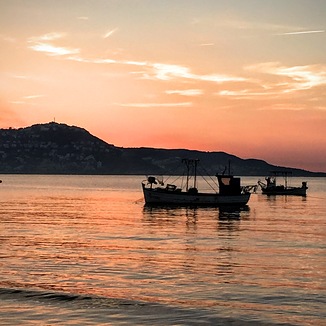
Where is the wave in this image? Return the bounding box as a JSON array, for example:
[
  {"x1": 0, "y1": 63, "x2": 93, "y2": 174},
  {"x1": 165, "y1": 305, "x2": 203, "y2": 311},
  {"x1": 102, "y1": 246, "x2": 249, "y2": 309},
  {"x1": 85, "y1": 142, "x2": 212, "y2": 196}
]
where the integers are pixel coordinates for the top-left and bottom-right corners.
[
  {"x1": 0, "y1": 287, "x2": 144, "y2": 308},
  {"x1": 0, "y1": 287, "x2": 297, "y2": 326}
]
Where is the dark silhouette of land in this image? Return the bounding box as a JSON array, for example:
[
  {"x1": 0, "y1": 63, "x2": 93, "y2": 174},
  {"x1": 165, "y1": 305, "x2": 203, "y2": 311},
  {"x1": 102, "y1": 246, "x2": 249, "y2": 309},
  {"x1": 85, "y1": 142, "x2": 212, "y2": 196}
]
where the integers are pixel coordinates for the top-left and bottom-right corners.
[{"x1": 0, "y1": 122, "x2": 324, "y2": 176}]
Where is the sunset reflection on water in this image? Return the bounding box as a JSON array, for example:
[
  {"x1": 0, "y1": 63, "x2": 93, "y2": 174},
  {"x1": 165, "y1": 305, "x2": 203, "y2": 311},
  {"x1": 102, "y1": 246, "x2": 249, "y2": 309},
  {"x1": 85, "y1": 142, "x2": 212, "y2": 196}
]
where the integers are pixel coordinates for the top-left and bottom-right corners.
[{"x1": 0, "y1": 175, "x2": 325, "y2": 325}]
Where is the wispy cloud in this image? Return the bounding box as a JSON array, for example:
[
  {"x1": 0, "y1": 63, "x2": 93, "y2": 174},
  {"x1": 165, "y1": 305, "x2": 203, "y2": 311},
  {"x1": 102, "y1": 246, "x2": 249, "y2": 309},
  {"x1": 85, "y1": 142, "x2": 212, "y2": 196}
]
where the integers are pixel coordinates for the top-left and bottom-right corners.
[
  {"x1": 68, "y1": 55, "x2": 148, "y2": 67},
  {"x1": 77, "y1": 16, "x2": 89, "y2": 20},
  {"x1": 122, "y1": 60, "x2": 148, "y2": 66},
  {"x1": 26, "y1": 31, "x2": 247, "y2": 85},
  {"x1": 246, "y1": 62, "x2": 326, "y2": 91},
  {"x1": 116, "y1": 102, "x2": 192, "y2": 108},
  {"x1": 29, "y1": 43, "x2": 80, "y2": 56},
  {"x1": 67, "y1": 54, "x2": 245, "y2": 85},
  {"x1": 218, "y1": 89, "x2": 269, "y2": 98},
  {"x1": 258, "y1": 104, "x2": 307, "y2": 111},
  {"x1": 28, "y1": 33, "x2": 79, "y2": 56},
  {"x1": 23, "y1": 95, "x2": 46, "y2": 99},
  {"x1": 218, "y1": 62, "x2": 326, "y2": 100},
  {"x1": 28, "y1": 32, "x2": 65, "y2": 42},
  {"x1": 26, "y1": 31, "x2": 259, "y2": 93},
  {"x1": 67, "y1": 56, "x2": 116, "y2": 64},
  {"x1": 277, "y1": 30, "x2": 325, "y2": 36},
  {"x1": 150, "y1": 63, "x2": 190, "y2": 81},
  {"x1": 198, "y1": 43, "x2": 215, "y2": 47},
  {"x1": 218, "y1": 17, "x2": 325, "y2": 38},
  {"x1": 12, "y1": 75, "x2": 29, "y2": 79},
  {"x1": 26, "y1": 32, "x2": 325, "y2": 97},
  {"x1": 9, "y1": 101, "x2": 25, "y2": 105},
  {"x1": 150, "y1": 63, "x2": 245, "y2": 83},
  {"x1": 166, "y1": 89, "x2": 203, "y2": 96},
  {"x1": 103, "y1": 28, "x2": 118, "y2": 39}
]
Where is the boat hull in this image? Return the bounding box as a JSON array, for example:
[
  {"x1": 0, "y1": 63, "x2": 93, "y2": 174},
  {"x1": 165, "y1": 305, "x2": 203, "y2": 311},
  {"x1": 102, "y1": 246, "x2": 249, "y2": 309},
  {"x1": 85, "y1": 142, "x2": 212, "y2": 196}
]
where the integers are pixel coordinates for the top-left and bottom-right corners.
[
  {"x1": 262, "y1": 187, "x2": 307, "y2": 196},
  {"x1": 142, "y1": 186, "x2": 250, "y2": 206}
]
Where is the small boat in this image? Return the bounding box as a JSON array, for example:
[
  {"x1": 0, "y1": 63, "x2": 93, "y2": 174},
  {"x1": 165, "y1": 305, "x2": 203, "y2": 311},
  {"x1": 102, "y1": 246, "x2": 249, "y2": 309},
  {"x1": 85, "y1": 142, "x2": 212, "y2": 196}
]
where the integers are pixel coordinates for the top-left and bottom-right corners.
[
  {"x1": 258, "y1": 171, "x2": 308, "y2": 196},
  {"x1": 141, "y1": 159, "x2": 251, "y2": 206}
]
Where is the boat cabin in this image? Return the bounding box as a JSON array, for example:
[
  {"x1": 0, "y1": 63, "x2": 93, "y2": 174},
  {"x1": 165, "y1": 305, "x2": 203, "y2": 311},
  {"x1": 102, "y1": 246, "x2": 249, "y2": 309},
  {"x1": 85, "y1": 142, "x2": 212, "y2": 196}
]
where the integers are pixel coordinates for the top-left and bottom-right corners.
[{"x1": 217, "y1": 175, "x2": 242, "y2": 195}]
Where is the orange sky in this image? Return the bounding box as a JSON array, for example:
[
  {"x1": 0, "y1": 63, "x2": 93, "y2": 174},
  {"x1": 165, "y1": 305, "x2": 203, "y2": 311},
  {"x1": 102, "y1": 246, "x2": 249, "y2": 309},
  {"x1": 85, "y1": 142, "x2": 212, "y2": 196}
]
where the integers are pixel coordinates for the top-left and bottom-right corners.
[{"x1": 1, "y1": 0, "x2": 326, "y2": 172}]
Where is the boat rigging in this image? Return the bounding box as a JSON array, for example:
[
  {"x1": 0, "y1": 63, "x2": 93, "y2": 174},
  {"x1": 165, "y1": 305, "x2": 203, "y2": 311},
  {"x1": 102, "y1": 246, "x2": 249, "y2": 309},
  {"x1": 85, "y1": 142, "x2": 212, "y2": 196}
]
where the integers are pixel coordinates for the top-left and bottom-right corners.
[{"x1": 142, "y1": 158, "x2": 252, "y2": 206}]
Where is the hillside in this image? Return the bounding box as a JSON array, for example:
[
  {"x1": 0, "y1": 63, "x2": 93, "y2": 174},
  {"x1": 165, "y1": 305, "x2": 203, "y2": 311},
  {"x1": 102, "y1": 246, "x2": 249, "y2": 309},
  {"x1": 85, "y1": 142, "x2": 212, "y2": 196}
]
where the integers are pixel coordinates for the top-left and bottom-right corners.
[{"x1": 0, "y1": 122, "x2": 323, "y2": 176}]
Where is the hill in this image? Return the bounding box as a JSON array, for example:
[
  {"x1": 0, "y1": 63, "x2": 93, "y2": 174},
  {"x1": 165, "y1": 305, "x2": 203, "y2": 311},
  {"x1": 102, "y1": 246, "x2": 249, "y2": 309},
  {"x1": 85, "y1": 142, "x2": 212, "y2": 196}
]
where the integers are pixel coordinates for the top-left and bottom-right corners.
[{"x1": 0, "y1": 122, "x2": 324, "y2": 176}]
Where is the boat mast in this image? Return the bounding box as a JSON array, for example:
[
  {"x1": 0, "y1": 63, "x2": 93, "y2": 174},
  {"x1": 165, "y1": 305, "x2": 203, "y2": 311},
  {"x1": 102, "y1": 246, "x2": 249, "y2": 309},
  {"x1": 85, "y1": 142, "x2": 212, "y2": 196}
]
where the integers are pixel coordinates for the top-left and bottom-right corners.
[
  {"x1": 284, "y1": 172, "x2": 288, "y2": 188},
  {"x1": 194, "y1": 159, "x2": 198, "y2": 189},
  {"x1": 182, "y1": 159, "x2": 199, "y2": 191},
  {"x1": 272, "y1": 170, "x2": 291, "y2": 188}
]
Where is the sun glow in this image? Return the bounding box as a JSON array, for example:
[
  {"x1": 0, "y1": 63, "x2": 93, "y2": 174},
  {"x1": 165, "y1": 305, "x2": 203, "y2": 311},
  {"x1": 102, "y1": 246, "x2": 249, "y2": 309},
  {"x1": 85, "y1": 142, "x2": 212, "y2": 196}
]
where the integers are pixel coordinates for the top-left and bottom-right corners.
[{"x1": 1, "y1": 1, "x2": 325, "y2": 172}]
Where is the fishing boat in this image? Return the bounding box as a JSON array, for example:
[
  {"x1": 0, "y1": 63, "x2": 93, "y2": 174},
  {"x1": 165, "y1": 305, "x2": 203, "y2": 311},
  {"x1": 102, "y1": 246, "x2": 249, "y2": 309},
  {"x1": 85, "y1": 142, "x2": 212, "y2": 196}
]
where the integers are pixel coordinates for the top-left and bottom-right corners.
[
  {"x1": 258, "y1": 171, "x2": 308, "y2": 196},
  {"x1": 141, "y1": 159, "x2": 252, "y2": 206}
]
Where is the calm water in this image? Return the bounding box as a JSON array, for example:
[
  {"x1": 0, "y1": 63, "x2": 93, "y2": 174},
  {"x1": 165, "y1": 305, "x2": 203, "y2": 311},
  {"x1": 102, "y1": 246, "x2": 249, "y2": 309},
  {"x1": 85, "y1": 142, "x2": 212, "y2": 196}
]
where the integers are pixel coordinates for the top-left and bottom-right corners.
[{"x1": 0, "y1": 175, "x2": 325, "y2": 325}]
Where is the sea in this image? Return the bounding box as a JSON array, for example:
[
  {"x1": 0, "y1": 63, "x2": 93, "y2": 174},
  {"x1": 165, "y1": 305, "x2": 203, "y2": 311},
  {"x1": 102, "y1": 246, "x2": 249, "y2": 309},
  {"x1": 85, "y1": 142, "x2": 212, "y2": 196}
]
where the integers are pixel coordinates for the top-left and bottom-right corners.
[{"x1": 0, "y1": 175, "x2": 325, "y2": 325}]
